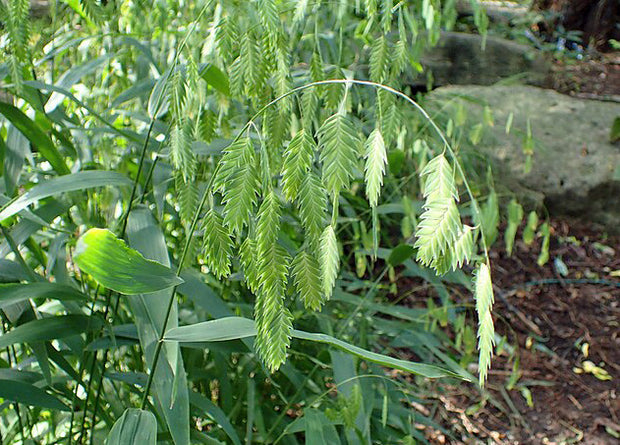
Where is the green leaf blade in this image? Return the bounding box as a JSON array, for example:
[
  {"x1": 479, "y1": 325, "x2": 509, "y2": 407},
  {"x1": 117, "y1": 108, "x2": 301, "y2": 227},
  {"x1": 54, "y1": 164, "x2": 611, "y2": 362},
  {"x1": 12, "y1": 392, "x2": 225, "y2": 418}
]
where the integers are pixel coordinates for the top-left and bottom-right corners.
[
  {"x1": 0, "y1": 379, "x2": 69, "y2": 411},
  {"x1": 0, "y1": 171, "x2": 131, "y2": 221},
  {"x1": 74, "y1": 228, "x2": 183, "y2": 295},
  {"x1": 105, "y1": 409, "x2": 157, "y2": 445},
  {"x1": 0, "y1": 314, "x2": 103, "y2": 350},
  {"x1": 0, "y1": 102, "x2": 70, "y2": 175},
  {"x1": 0, "y1": 282, "x2": 88, "y2": 308},
  {"x1": 164, "y1": 317, "x2": 257, "y2": 342}
]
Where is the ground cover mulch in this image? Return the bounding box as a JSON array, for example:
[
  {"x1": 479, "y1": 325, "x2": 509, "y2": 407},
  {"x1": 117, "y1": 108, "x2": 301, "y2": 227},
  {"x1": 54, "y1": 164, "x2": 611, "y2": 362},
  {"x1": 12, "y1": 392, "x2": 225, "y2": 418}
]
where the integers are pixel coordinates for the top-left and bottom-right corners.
[
  {"x1": 549, "y1": 51, "x2": 620, "y2": 100},
  {"x1": 400, "y1": 219, "x2": 619, "y2": 444}
]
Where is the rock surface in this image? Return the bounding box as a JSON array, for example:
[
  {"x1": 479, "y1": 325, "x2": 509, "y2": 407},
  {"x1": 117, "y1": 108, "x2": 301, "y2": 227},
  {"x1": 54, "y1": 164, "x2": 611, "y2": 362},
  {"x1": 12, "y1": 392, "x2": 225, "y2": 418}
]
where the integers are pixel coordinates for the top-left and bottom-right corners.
[
  {"x1": 420, "y1": 32, "x2": 549, "y2": 87},
  {"x1": 428, "y1": 85, "x2": 620, "y2": 230}
]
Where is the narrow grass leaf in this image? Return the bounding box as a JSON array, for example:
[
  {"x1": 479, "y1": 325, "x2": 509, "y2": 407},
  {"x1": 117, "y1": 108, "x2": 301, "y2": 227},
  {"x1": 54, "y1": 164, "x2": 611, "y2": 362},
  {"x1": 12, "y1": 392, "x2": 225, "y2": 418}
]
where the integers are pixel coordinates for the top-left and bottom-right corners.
[
  {"x1": 164, "y1": 318, "x2": 461, "y2": 379},
  {"x1": 164, "y1": 317, "x2": 257, "y2": 342},
  {"x1": 199, "y1": 63, "x2": 230, "y2": 96},
  {"x1": 387, "y1": 244, "x2": 415, "y2": 267},
  {"x1": 0, "y1": 314, "x2": 102, "y2": 349},
  {"x1": 0, "y1": 379, "x2": 69, "y2": 411},
  {"x1": 126, "y1": 208, "x2": 189, "y2": 445},
  {"x1": 292, "y1": 330, "x2": 461, "y2": 379},
  {"x1": 0, "y1": 102, "x2": 69, "y2": 175},
  {"x1": 0, "y1": 171, "x2": 131, "y2": 221},
  {"x1": 148, "y1": 68, "x2": 171, "y2": 119},
  {"x1": 0, "y1": 282, "x2": 88, "y2": 308},
  {"x1": 189, "y1": 392, "x2": 241, "y2": 445}
]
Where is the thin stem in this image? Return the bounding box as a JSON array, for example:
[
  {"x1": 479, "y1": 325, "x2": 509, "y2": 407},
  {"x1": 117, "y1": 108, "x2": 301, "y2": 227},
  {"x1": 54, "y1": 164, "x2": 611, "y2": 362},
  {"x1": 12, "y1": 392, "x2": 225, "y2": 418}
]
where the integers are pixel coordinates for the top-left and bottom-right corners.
[
  {"x1": 139, "y1": 151, "x2": 162, "y2": 204},
  {"x1": 3, "y1": 321, "x2": 25, "y2": 444},
  {"x1": 119, "y1": 120, "x2": 155, "y2": 238},
  {"x1": 0, "y1": 224, "x2": 39, "y2": 282},
  {"x1": 76, "y1": 345, "x2": 101, "y2": 444},
  {"x1": 66, "y1": 285, "x2": 101, "y2": 445}
]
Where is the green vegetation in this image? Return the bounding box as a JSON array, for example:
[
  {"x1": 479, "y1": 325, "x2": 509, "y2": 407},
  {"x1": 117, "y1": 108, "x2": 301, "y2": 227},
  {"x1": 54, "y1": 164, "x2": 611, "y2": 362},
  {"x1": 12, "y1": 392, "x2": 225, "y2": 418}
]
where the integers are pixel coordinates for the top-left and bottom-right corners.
[{"x1": 0, "y1": 1, "x2": 520, "y2": 443}]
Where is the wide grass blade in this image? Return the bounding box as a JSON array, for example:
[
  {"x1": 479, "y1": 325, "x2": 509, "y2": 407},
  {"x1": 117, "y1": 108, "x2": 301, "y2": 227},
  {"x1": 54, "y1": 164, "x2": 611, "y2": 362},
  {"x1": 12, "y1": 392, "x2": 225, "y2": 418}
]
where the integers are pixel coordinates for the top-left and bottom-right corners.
[
  {"x1": 126, "y1": 207, "x2": 189, "y2": 445},
  {"x1": 0, "y1": 282, "x2": 88, "y2": 308},
  {"x1": 0, "y1": 102, "x2": 70, "y2": 175},
  {"x1": 0, "y1": 171, "x2": 131, "y2": 221},
  {"x1": 105, "y1": 408, "x2": 157, "y2": 445},
  {"x1": 164, "y1": 317, "x2": 256, "y2": 342},
  {"x1": 0, "y1": 379, "x2": 69, "y2": 411},
  {"x1": 0, "y1": 314, "x2": 102, "y2": 349},
  {"x1": 74, "y1": 228, "x2": 183, "y2": 295}
]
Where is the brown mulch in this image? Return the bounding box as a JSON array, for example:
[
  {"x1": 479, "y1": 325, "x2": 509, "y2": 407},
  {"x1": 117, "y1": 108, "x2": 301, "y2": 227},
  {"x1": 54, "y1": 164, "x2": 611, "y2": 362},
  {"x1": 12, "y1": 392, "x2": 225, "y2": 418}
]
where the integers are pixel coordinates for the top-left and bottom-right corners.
[
  {"x1": 549, "y1": 51, "x2": 620, "y2": 100},
  {"x1": 396, "y1": 219, "x2": 619, "y2": 444}
]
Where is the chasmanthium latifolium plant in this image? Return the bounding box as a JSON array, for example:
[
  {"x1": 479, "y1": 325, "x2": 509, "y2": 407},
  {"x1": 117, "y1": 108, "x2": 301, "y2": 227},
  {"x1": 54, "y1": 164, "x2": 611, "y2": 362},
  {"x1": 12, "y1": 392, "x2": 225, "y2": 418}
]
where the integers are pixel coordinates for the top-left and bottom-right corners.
[{"x1": 0, "y1": 0, "x2": 499, "y2": 442}]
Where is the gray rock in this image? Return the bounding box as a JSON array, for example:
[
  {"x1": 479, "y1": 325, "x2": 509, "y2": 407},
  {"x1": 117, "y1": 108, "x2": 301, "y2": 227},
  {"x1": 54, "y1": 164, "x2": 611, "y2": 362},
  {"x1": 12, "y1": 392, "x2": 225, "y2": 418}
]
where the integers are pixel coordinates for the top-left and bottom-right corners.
[
  {"x1": 427, "y1": 85, "x2": 620, "y2": 231},
  {"x1": 420, "y1": 32, "x2": 549, "y2": 87},
  {"x1": 455, "y1": 1, "x2": 528, "y2": 23}
]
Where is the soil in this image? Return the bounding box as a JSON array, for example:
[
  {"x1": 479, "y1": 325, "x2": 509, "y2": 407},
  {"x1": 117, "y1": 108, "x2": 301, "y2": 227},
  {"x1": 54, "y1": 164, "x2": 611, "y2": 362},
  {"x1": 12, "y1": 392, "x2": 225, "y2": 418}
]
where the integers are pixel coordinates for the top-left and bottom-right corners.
[
  {"x1": 548, "y1": 51, "x2": 620, "y2": 100},
  {"x1": 410, "y1": 219, "x2": 620, "y2": 444}
]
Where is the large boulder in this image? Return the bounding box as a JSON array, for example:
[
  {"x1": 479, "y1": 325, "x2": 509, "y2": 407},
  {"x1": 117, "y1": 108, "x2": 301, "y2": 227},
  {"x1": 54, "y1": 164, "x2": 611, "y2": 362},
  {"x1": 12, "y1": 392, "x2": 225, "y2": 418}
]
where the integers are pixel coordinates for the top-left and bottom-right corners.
[
  {"x1": 420, "y1": 32, "x2": 550, "y2": 87},
  {"x1": 427, "y1": 85, "x2": 620, "y2": 230}
]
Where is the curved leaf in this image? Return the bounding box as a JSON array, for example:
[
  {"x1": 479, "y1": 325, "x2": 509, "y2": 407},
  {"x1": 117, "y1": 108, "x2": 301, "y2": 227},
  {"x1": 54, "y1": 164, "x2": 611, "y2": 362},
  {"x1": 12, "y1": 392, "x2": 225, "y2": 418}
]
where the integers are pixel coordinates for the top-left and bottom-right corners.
[
  {"x1": 0, "y1": 379, "x2": 69, "y2": 411},
  {"x1": 189, "y1": 392, "x2": 241, "y2": 445},
  {"x1": 164, "y1": 318, "x2": 462, "y2": 379},
  {"x1": 0, "y1": 314, "x2": 103, "y2": 349},
  {"x1": 387, "y1": 244, "x2": 415, "y2": 267},
  {"x1": 292, "y1": 329, "x2": 463, "y2": 379},
  {"x1": 164, "y1": 317, "x2": 256, "y2": 343},
  {"x1": 74, "y1": 228, "x2": 183, "y2": 295},
  {"x1": 200, "y1": 63, "x2": 230, "y2": 96},
  {"x1": 0, "y1": 171, "x2": 131, "y2": 221},
  {"x1": 0, "y1": 282, "x2": 88, "y2": 308},
  {"x1": 105, "y1": 408, "x2": 157, "y2": 445},
  {"x1": 0, "y1": 102, "x2": 69, "y2": 175}
]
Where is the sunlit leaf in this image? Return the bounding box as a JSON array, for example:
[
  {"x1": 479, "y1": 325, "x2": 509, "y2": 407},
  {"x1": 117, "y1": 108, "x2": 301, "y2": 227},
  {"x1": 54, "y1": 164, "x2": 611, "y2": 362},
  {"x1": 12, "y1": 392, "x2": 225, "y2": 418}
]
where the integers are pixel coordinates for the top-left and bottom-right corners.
[{"x1": 74, "y1": 228, "x2": 183, "y2": 294}]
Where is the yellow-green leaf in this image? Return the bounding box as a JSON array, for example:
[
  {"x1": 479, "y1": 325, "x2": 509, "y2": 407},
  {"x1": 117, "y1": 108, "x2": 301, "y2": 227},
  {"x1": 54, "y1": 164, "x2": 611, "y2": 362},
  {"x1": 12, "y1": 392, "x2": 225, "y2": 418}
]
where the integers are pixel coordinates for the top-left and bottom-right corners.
[{"x1": 74, "y1": 228, "x2": 183, "y2": 295}]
